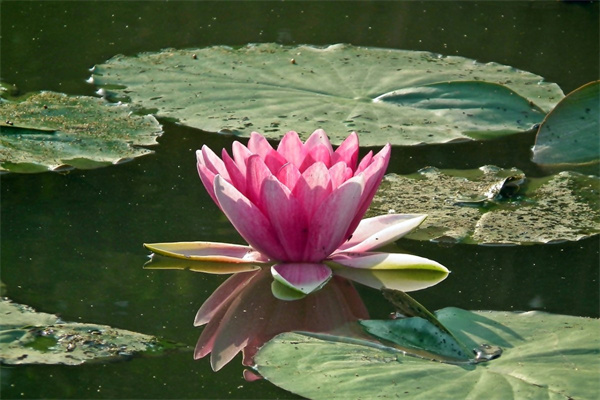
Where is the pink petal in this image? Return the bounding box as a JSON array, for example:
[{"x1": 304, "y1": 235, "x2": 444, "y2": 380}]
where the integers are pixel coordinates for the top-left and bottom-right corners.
[
  {"x1": 299, "y1": 143, "x2": 331, "y2": 171},
  {"x1": 222, "y1": 149, "x2": 246, "y2": 194},
  {"x1": 304, "y1": 129, "x2": 334, "y2": 155},
  {"x1": 271, "y1": 263, "x2": 332, "y2": 295},
  {"x1": 201, "y1": 145, "x2": 230, "y2": 180},
  {"x1": 144, "y1": 253, "x2": 262, "y2": 275},
  {"x1": 248, "y1": 131, "x2": 274, "y2": 158},
  {"x1": 292, "y1": 162, "x2": 332, "y2": 219},
  {"x1": 194, "y1": 271, "x2": 259, "y2": 327},
  {"x1": 336, "y1": 214, "x2": 427, "y2": 253},
  {"x1": 329, "y1": 161, "x2": 353, "y2": 190},
  {"x1": 263, "y1": 148, "x2": 288, "y2": 174},
  {"x1": 196, "y1": 159, "x2": 219, "y2": 207},
  {"x1": 345, "y1": 144, "x2": 391, "y2": 237},
  {"x1": 303, "y1": 175, "x2": 365, "y2": 262},
  {"x1": 232, "y1": 141, "x2": 252, "y2": 173},
  {"x1": 214, "y1": 175, "x2": 287, "y2": 261},
  {"x1": 245, "y1": 154, "x2": 273, "y2": 210},
  {"x1": 277, "y1": 131, "x2": 305, "y2": 168},
  {"x1": 332, "y1": 131, "x2": 359, "y2": 170},
  {"x1": 144, "y1": 241, "x2": 269, "y2": 263},
  {"x1": 355, "y1": 150, "x2": 373, "y2": 174},
  {"x1": 276, "y1": 162, "x2": 301, "y2": 192},
  {"x1": 329, "y1": 251, "x2": 449, "y2": 292},
  {"x1": 261, "y1": 176, "x2": 308, "y2": 261}
]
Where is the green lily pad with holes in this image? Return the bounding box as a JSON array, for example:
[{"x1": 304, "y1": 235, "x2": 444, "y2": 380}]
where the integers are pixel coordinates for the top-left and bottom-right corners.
[
  {"x1": 0, "y1": 298, "x2": 182, "y2": 365},
  {"x1": 254, "y1": 308, "x2": 600, "y2": 400},
  {"x1": 90, "y1": 44, "x2": 563, "y2": 146},
  {"x1": 0, "y1": 91, "x2": 162, "y2": 173},
  {"x1": 533, "y1": 81, "x2": 600, "y2": 166},
  {"x1": 368, "y1": 166, "x2": 600, "y2": 244}
]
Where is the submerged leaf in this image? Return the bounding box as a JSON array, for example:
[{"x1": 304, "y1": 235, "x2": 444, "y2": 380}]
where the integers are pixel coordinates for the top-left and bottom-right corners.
[
  {"x1": 362, "y1": 289, "x2": 499, "y2": 363},
  {"x1": 368, "y1": 166, "x2": 600, "y2": 244},
  {"x1": 91, "y1": 44, "x2": 562, "y2": 146},
  {"x1": 360, "y1": 318, "x2": 474, "y2": 363},
  {"x1": 0, "y1": 91, "x2": 162, "y2": 173},
  {"x1": 0, "y1": 298, "x2": 180, "y2": 365},
  {"x1": 254, "y1": 308, "x2": 600, "y2": 400}
]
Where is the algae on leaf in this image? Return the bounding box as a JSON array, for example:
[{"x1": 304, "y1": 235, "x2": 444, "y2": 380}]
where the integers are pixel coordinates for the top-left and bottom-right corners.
[
  {"x1": 0, "y1": 298, "x2": 179, "y2": 365},
  {"x1": 91, "y1": 44, "x2": 563, "y2": 146},
  {"x1": 368, "y1": 166, "x2": 600, "y2": 244},
  {"x1": 0, "y1": 91, "x2": 162, "y2": 173}
]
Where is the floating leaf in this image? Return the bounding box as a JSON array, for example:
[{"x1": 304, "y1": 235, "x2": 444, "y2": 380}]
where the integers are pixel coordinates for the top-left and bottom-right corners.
[
  {"x1": 0, "y1": 298, "x2": 180, "y2": 365},
  {"x1": 0, "y1": 91, "x2": 162, "y2": 173},
  {"x1": 533, "y1": 81, "x2": 600, "y2": 166},
  {"x1": 254, "y1": 308, "x2": 600, "y2": 400},
  {"x1": 91, "y1": 44, "x2": 563, "y2": 146},
  {"x1": 368, "y1": 166, "x2": 600, "y2": 244}
]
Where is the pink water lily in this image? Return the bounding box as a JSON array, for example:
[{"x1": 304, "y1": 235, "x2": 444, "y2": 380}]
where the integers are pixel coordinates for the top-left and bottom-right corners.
[{"x1": 145, "y1": 130, "x2": 449, "y2": 300}]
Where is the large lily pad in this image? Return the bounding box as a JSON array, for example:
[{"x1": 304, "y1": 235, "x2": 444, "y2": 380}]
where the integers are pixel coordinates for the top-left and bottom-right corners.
[
  {"x1": 0, "y1": 91, "x2": 162, "y2": 173},
  {"x1": 533, "y1": 81, "x2": 600, "y2": 166},
  {"x1": 90, "y1": 44, "x2": 563, "y2": 146},
  {"x1": 367, "y1": 166, "x2": 600, "y2": 244},
  {"x1": 254, "y1": 308, "x2": 600, "y2": 400},
  {"x1": 0, "y1": 298, "x2": 179, "y2": 365}
]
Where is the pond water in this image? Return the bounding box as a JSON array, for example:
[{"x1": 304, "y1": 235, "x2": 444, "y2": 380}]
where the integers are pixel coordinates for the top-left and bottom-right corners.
[{"x1": 1, "y1": 1, "x2": 598, "y2": 399}]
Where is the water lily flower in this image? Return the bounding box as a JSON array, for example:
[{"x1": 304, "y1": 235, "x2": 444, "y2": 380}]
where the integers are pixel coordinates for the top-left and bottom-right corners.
[{"x1": 145, "y1": 130, "x2": 449, "y2": 300}]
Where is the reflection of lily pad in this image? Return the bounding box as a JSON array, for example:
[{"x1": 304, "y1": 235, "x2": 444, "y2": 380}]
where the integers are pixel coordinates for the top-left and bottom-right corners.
[
  {"x1": 368, "y1": 166, "x2": 600, "y2": 244},
  {"x1": 0, "y1": 91, "x2": 162, "y2": 173},
  {"x1": 0, "y1": 298, "x2": 178, "y2": 365},
  {"x1": 533, "y1": 81, "x2": 600, "y2": 166},
  {"x1": 254, "y1": 308, "x2": 600, "y2": 400},
  {"x1": 91, "y1": 44, "x2": 563, "y2": 146}
]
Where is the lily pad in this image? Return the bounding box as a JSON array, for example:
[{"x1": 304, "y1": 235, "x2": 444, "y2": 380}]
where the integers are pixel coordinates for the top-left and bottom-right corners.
[
  {"x1": 368, "y1": 166, "x2": 600, "y2": 244},
  {"x1": 533, "y1": 81, "x2": 600, "y2": 166},
  {"x1": 254, "y1": 308, "x2": 600, "y2": 400},
  {"x1": 0, "y1": 91, "x2": 162, "y2": 173},
  {"x1": 90, "y1": 44, "x2": 563, "y2": 146},
  {"x1": 0, "y1": 298, "x2": 179, "y2": 365}
]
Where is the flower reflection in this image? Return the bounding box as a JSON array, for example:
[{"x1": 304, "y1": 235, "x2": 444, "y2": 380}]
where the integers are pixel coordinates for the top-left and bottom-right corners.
[{"x1": 192, "y1": 267, "x2": 369, "y2": 372}]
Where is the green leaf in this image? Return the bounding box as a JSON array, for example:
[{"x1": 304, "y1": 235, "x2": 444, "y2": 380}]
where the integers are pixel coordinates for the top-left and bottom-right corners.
[
  {"x1": 368, "y1": 166, "x2": 600, "y2": 244},
  {"x1": 91, "y1": 44, "x2": 563, "y2": 146},
  {"x1": 254, "y1": 308, "x2": 600, "y2": 400},
  {"x1": 0, "y1": 91, "x2": 162, "y2": 173},
  {"x1": 0, "y1": 298, "x2": 181, "y2": 365},
  {"x1": 533, "y1": 81, "x2": 600, "y2": 166}
]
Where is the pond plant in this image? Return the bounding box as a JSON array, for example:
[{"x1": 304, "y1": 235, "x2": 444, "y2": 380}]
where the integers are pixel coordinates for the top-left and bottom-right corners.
[{"x1": 2, "y1": 41, "x2": 598, "y2": 400}]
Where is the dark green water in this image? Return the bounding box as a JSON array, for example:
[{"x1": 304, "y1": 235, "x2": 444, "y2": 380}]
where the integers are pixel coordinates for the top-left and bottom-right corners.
[{"x1": 1, "y1": 1, "x2": 598, "y2": 399}]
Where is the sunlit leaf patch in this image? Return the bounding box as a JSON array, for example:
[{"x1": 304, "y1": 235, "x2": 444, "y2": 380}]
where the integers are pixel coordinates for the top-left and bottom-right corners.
[{"x1": 91, "y1": 44, "x2": 563, "y2": 146}]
